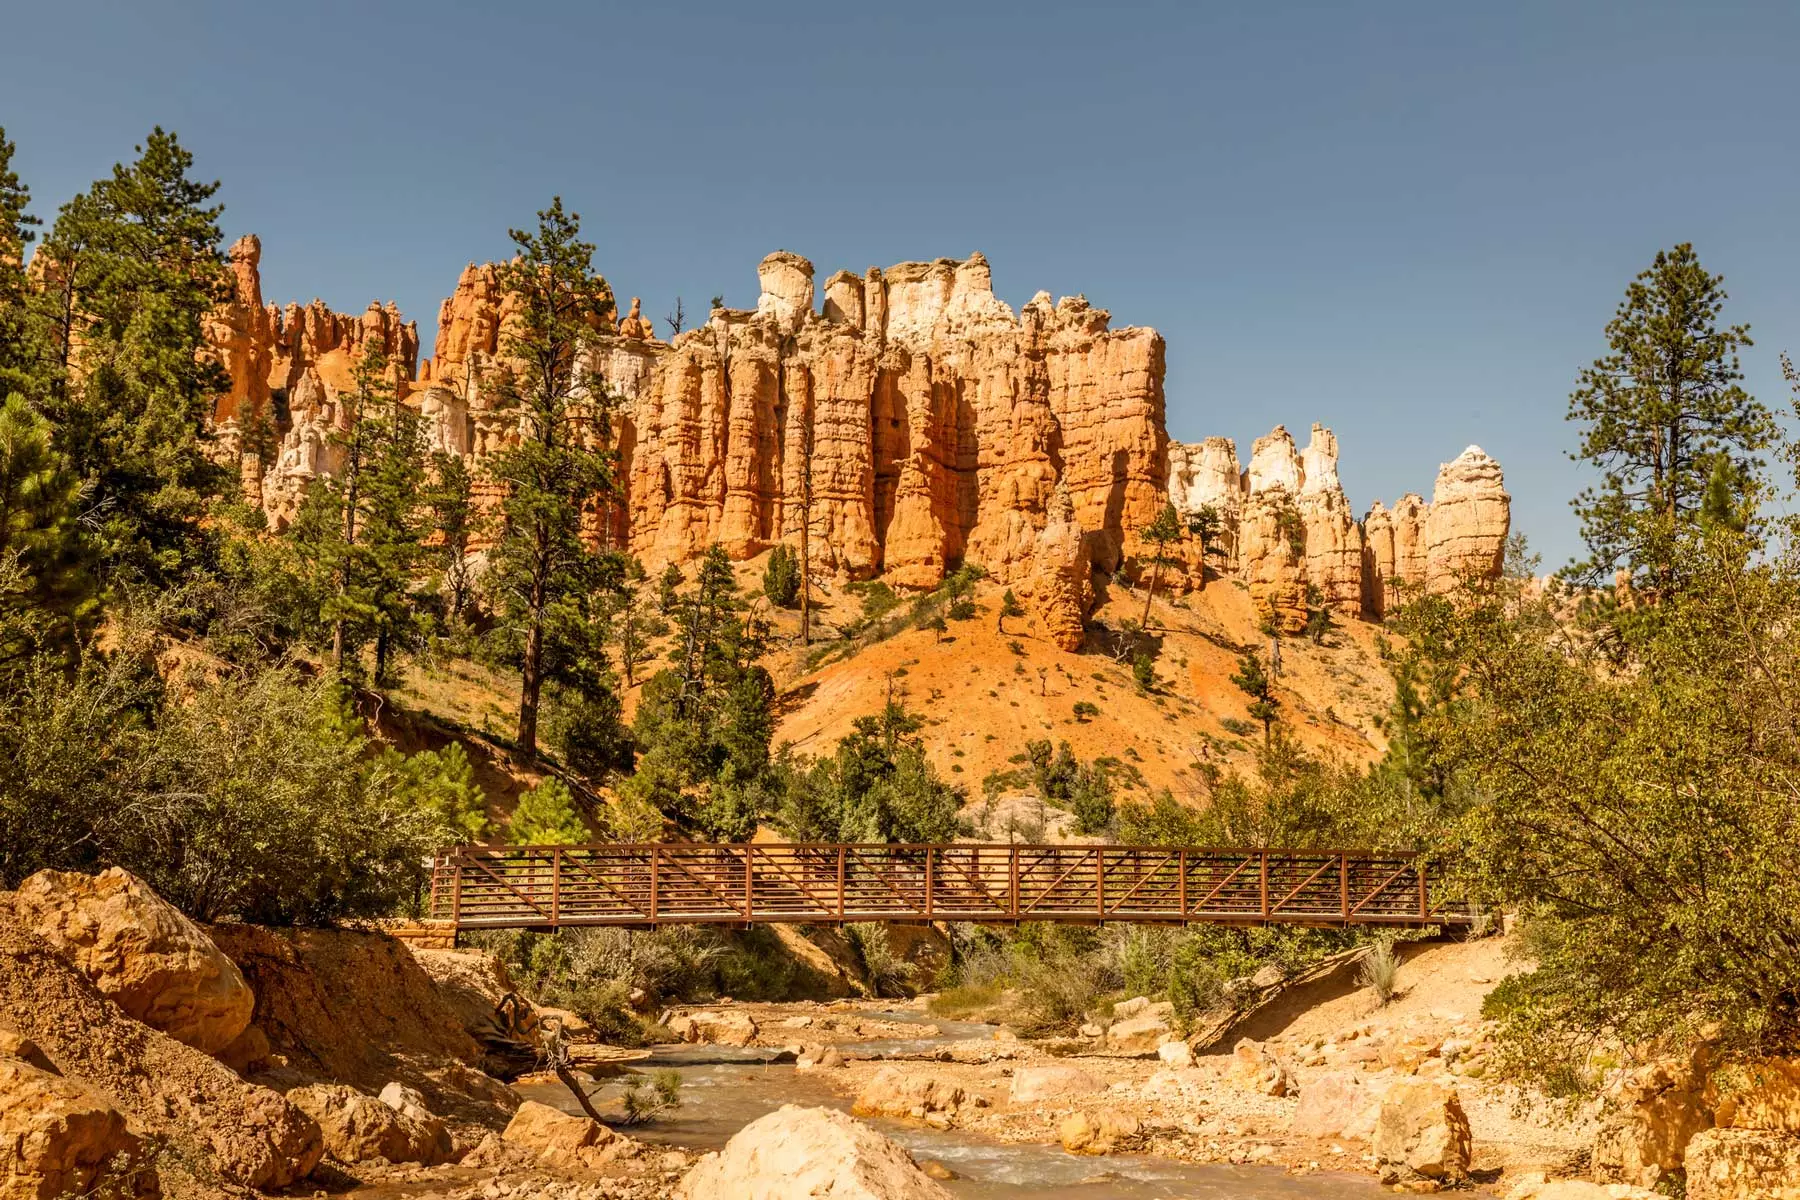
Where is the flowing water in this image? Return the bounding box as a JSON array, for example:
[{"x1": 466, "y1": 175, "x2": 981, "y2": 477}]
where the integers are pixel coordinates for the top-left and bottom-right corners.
[{"x1": 521, "y1": 1010, "x2": 1389, "y2": 1199}]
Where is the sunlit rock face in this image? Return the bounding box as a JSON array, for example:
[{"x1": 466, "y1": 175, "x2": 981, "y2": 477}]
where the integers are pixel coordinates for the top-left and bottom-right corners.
[{"x1": 1167, "y1": 424, "x2": 1510, "y2": 624}]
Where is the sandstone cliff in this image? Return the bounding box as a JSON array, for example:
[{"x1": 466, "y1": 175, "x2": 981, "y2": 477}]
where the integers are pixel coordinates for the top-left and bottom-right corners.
[
  {"x1": 417, "y1": 249, "x2": 1165, "y2": 610},
  {"x1": 1167, "y1": 424, "x2": 1510, "y2": 628},
  {"x1": 206, "y1": 238, "x2": 1505, "y2": 641}
]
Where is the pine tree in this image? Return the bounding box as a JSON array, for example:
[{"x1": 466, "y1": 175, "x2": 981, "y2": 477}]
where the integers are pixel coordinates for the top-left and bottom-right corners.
[
  {"x1": 762, "y1": 542, "x2": 801, "y2": 608},
  {"x1": 1568, "y1": 244, "x2": 1774, "y2": 591},
  {"x1": 1230, "y1": 650, "x2": 1279, "y2": 745},
  {"x1": 39, "y1": 128, "x2": 230, "y2": 582},
  {"x1": 484, "y1": 198, "x2": 618, "y2": 756},
  {"x1": 298, "y1": 344, "x2": 425, "y2": 678},
  {"x1": 0, "y1": 395, "x2": 96, "y2": 670},
  {"x1": 0, "y1": 128, "x2": 42, "y2": 401},
  {"x1": 1139, "y1": 502, "x2": 1183, "y2": 627},
  {"x1": 425, "y1": 450, "x2": 479, "y2": 621}
]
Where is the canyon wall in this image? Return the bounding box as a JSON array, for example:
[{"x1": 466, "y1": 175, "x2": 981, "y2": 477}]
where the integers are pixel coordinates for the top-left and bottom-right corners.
[
  {"x1": 1168, "y1": 423, "x2": 1511, "y2": 630},
  {"x1": 412, "y1": 249, "x2": 1168, "y2": 595},
  {"x1": 209, "y1": 238, "x2": 1507, "y2": 640},
  {"x1": 210, "y1": 234, "x2": 419, "y2": 521}
]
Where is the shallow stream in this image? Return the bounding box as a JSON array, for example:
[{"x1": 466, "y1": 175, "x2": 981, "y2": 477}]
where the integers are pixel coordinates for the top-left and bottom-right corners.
[{"x1": 521, "y1": 1010, "x2": 1389, "y2": 1199}]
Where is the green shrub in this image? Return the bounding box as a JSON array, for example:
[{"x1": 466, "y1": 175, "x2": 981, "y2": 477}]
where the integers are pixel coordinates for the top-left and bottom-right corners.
[
  {"x1": 1072, "y1": 700, "x2": 1100, "y2": 722},
  {"x1": 762, "y1": 544, "x2": 801, "y2": 608},
  {"x1": 509, "y1": 778, "x2": 590, "y2": 844}
]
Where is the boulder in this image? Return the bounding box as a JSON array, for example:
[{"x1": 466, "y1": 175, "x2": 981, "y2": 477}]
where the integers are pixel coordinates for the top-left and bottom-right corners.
[
  {"x1": 1156, "y1": 1041, "x2": 1195, "y2": 1069},
  {"x1": 1058, "y1": 1110, "x2": 1142, "y2": 1156},
  {"x1": 685, "y1": 1010, "x2": 759, "y2": 1048},
  {"x1": 287, "y1": 1083, "x2": 451, "y2": 1166},
  {"x1": 11, "y1": 869, "x2": 253, "y2": 1055},
  {"x1": 1592, "y1": 1054, "x2": 1712, "y2": 1188},
  {"x1": 0, "y1": 1058, "x2": 155, "y2": 1200},
  {"x1": 1105, "y1": 1012, "x2": 1174, "y2": 1054},
  {"x1": 852, "y1": 1067, "x2": 965, "y2": 1127},
  {"x1": 1292, "y1": 1071, "x2": 1383, "y2": 1141},
  {"x1": 676, "y1": 1105, "x2": 950, "y2": 1200},
  {"x1": 1684, "y1": 1128, "x2": 1800, "y2": 1200},
  {"x1": 1373, "y1": 1079, "x2": 1471, "y2": 1186},
  {"x1": 502, "y1": 1100, "x2": 628, "y2": 1171},
  {"x1": 1503, "y1": 1177, "x2": 1660, "y2": 1200},
  {"x1": 1228, "y1": 1039, "x2": 1291, "y2": 1097},
  {"x1": 1008, "y1": 1065, "x2": 1101, "y2": 1105},
  {"x1": 1715, "y1": 1059, "x2": 1800, "y2": 1133}
]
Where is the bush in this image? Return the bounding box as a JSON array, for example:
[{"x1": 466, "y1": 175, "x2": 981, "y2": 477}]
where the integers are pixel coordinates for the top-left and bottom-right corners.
[
  {"x1": 617, "y1": 1070, "x2": 683, "y2": 1124},
  {"x1": 1132, "y1": 653, "x2": 1155, "y2": 691},
  {"x1": 844, "y1": 923, "x2": 919, "y2": 998},
  {"x1": 1359, "y1": 938, "x2": 1399, "y2": 1005},
  {"x1": 851, "y1": 581, "x2": 900, "y2": 621},
  {"x1": 509, "y1": 778, "x2": 590, "y2": 844},
  {"x1": 544, "y1": 683, "x2": 635, "y2": 781},
  {"x1": 0, "y1": 649, "x2": 450, "y2": 925},
  {"x1": 762, "y1": 544, "x2": 801, "y2": 608},
  {"x1": 1072, "y1": 700, "x2": 1100, "y2": 722}
]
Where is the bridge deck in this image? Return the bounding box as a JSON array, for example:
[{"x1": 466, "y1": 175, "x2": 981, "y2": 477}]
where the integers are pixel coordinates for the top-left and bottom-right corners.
[{"x1": 428, "y1": 844, "x2": 1468, "y2": 930}]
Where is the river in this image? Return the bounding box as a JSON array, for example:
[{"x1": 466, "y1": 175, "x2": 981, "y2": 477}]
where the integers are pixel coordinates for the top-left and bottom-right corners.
[{"x1": 519, "y1": 1011, "x2": 1390, "y2": 1199}]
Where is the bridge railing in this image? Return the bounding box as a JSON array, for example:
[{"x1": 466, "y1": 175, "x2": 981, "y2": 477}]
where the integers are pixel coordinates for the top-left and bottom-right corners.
[{"x1": 428, "y1": 843, "x2": 1468, "y2": 930}]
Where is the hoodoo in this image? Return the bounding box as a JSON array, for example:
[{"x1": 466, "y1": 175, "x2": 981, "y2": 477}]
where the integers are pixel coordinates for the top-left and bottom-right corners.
[{"x1": 208, "y1": 242, "x2": 1507, "y2": 621}]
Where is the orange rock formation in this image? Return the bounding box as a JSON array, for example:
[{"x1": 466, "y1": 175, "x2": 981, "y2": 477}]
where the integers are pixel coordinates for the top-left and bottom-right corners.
[
  {"x1": 204, "y1": 239, "x2": 1506, "y2": 641},
  {"x1": 1168, "y1": 424, "x2": 1511, "y2": 628}
]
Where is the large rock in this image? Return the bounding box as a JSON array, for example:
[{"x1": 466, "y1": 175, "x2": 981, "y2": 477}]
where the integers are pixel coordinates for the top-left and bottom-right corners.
[
  {"x1": 0, "y1": 893, "x2": 322, "y2": 1192},
  {"x1": 1591, "y1": 1054, "x2": 1712, "y2": 1188},
  {"x1": 1292, "y1": 1070, "x2": 1383, "y2": 1140},
  {"x1": 11, "y1": 869, "x2": 253, "y2": 1056},
  {"x1": 502, "y1": 1100, "x2": 629, "y2": 1171},
  {"x1": 1503, "y1": 1178, "x2": 1660, "y2": 1200},
  {"x1": 852, "y1": 1067, "x2": 965, "y2": 1127},
  {"x1": 1105, "y1": 1004, "x2": 1175, "y2": 1054},
  {"x1": 1684, "y1": 1128, "x2": 1800, "y2": 1200},
  {"x1": 287, "y1": 1083, "x2": 451, "y2": 1166},
  {"x1": 676, "y1": 1104, "x2": 951, "y2": 1200},
  {"x1": 678, "y1": 1010, "x2": 759, "y2": 1048},
  {"x1": 1228, "y1": 1039, "x2": 1292, "y2": 1097},
  {"x1": 1372, "y1": 1079, "x2": 1471, "y2": 1186},
  {"x1": 0, "y1": 1059, "x2": 155, "y2": 1200},
  {"x1": 1423, "y1": 446, "x2": 1510, "y2": 593},
  {"x1": 1008, "y1": 1065, "x2": 1101, "y2": 1105},
  {"x1": 1058, "y1": 1109, "x2": 1141, "y2": 1156},
  {"x1": 1715, "y1": 1058, "x2": 1800, "y2": 1133}
]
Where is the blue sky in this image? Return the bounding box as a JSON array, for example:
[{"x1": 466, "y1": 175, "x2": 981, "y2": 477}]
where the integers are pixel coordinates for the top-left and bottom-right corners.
[{"x1": 7, "y1": 0, "x2": 1800, "y2": 569}]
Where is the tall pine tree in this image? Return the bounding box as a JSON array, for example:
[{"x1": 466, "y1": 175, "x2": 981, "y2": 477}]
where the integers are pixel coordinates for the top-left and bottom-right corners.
[
  {"x1": 38, "y1": 129, "x2": 229, "y2": 583},
  {"x1": 484, "y1": 199, "x2": 618, "y2": 756},
  {"x1": 0, "y1": 128, "x2": 41, "y2": 402},
  {"x1": 1568, "y1": 244, "x2": 1774, "y2": 591}
]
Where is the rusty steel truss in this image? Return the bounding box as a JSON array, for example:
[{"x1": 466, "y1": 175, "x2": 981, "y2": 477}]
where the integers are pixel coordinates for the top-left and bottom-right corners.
[{"x1": 428, "y1": 844, "x2": 1468, "y2": 930}]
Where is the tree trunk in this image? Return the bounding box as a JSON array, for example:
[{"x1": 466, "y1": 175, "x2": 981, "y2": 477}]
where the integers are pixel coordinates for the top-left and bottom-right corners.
[
  {"x1": 1140, "y1": 557, "x2": 1162, "y2": 628},
  {"x1": 518, "y1": 613, "x2": 542, "y2": 755}
]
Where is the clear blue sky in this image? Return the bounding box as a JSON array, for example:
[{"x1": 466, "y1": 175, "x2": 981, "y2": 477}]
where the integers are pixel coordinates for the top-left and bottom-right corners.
[{"x1": 7, "y1": 0, "x2": 1800, "y2": 569}]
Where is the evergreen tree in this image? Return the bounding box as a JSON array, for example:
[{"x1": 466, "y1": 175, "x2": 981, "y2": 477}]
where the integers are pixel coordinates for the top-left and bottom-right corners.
[
  {"x1": 425, "y1": 450, "x2": 479, "y2": 621},
  {"x1": 484, "y1": 198, "x2": 618, "y2": 756},
  {"x1": 1568, "y1": 244, "x2": 1774, "y2": 590},
  {"x1": 1186, "y1": 504, "x2": 1222, "y2": 561},
  {"x1": 1139, "y1": 502, "x2": 1183, "y2": 626},
  {"x1": 295, "y1": 344, "x2": 426, "y2": 679},
  {"x1": 38, "y1": 129, "x2": 230, "y2": 582},
  {"x1": 509, "y1": 777, "x2": 591, "y2": 844},
  {"x1": 626, "y1": 545, "x2": 775, "y2": 838},
  {"x1": 1230, "y1": 650, "x2": 1279, "y2": 745},
  {"x1": 0, "y1": 128, "x2": 42, "y2": 401},
  {"x1": 762, "y1": 542, "x2": 800, "y2": 608},
  {"x1": 611, "y1": 556, "x2": 664, "y2": 688},
  {"x1": 0, "y1": 395, "x2": 96, "y2": 669}
]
